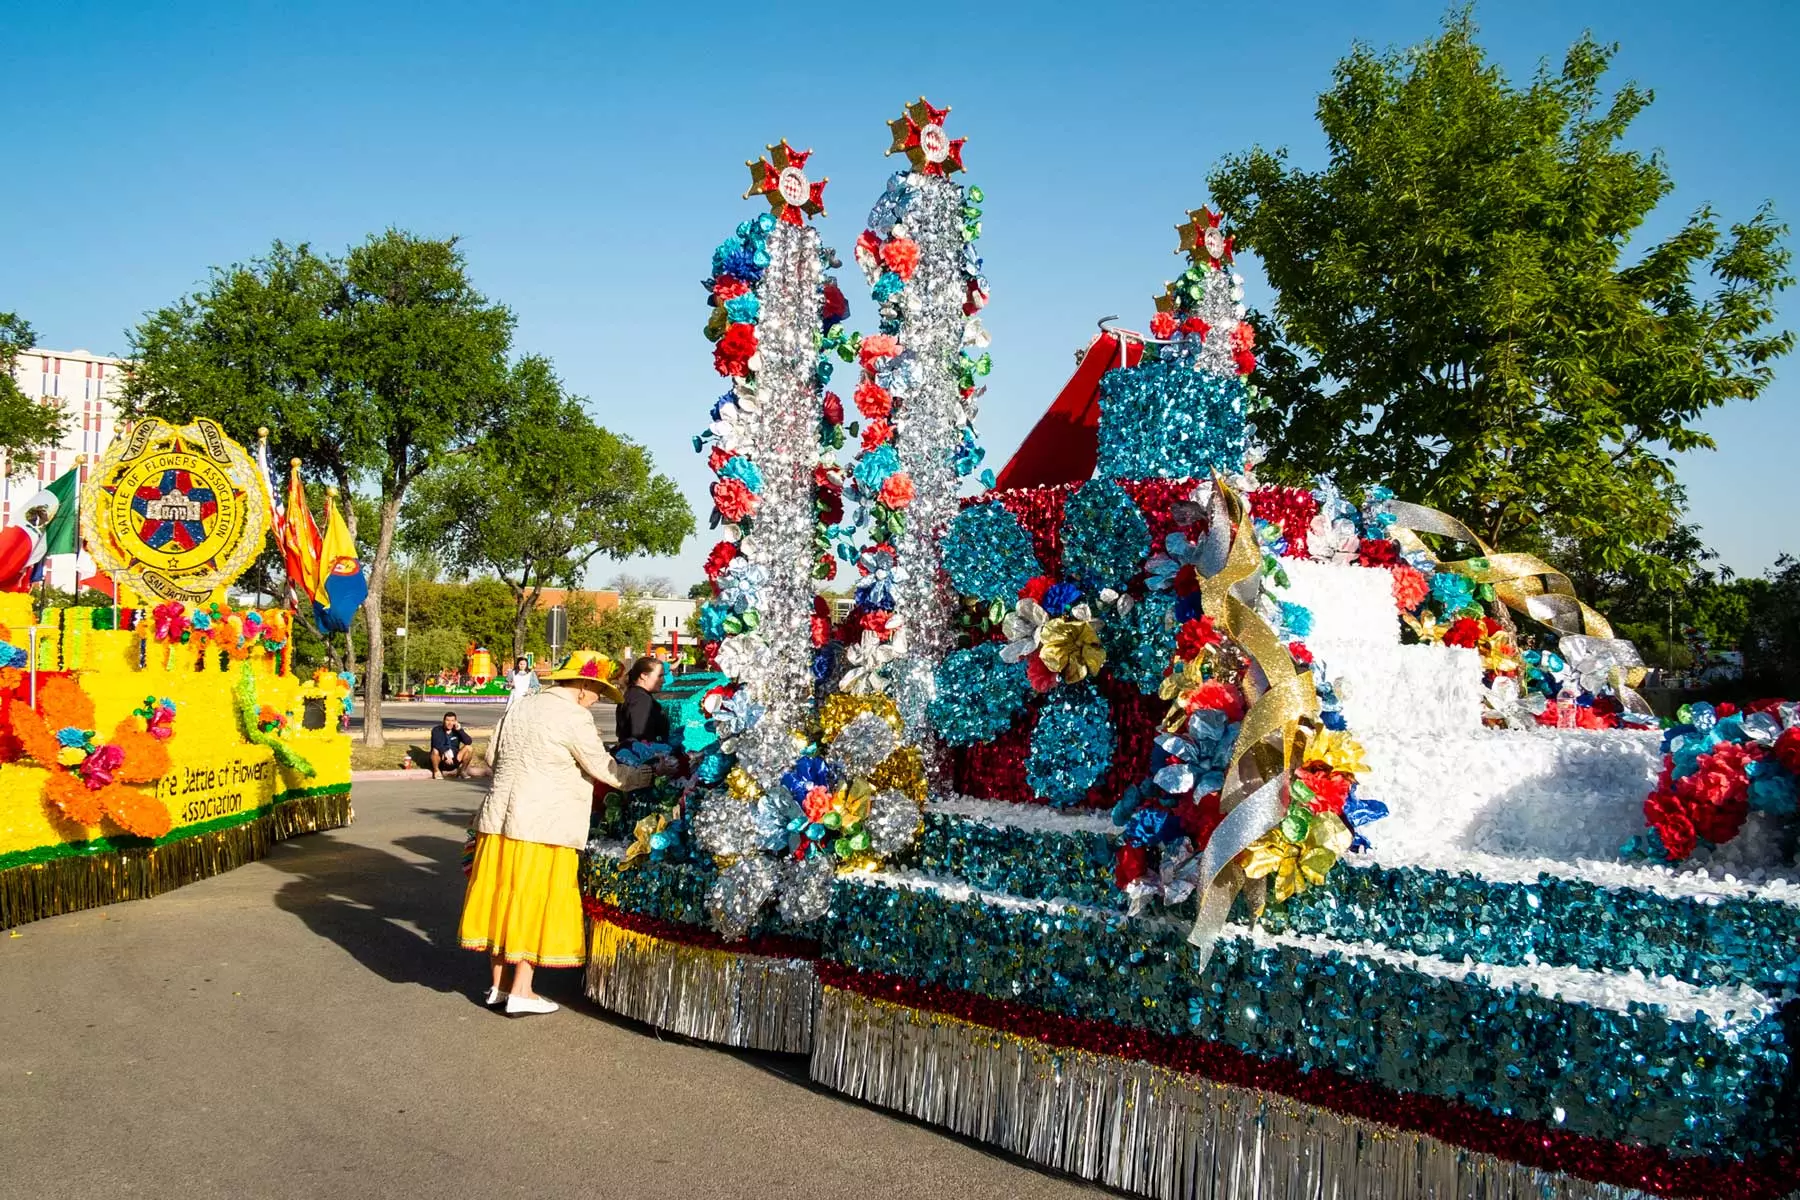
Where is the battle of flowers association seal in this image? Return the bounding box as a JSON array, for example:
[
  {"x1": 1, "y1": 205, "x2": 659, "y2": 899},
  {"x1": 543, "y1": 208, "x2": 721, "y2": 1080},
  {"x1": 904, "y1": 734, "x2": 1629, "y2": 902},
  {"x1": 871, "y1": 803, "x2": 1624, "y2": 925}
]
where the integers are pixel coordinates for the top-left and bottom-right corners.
[{"x1": 81, "y1": 417, "x2": 269, "y2": 603}]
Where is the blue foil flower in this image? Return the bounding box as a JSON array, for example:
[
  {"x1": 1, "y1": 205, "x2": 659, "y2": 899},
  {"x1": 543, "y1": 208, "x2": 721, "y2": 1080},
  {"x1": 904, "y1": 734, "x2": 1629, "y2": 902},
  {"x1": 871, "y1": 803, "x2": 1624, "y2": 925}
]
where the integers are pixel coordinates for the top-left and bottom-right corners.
[
  {"x1": 781, "y1": 756, "x2": 834, "y2": 804},
  {"x1": 1041, "y1": 582, "x2": 1082, "y2": 617},
  {"x1": 1060, "y1": 478, "x2": 1151, "y2": 596},
  {"x1": 1430, "y1": 571, "x2": 1477, "y2": 614},
  {"x1": 1027, "y1": 685, "x2": 1114, "y2": 806},
  {"x1": 930, "y1": 643, "x2": 1030, "y2": 746},
  {"x1": 942, "y1": 502, "x2": 1038, "y2": 604},
  {"x1": 852, "y1": 444, "x2": 901, "y2": 493},
  {"x1": 716, "y1": 454, "x2": 763, "y2": 493}
]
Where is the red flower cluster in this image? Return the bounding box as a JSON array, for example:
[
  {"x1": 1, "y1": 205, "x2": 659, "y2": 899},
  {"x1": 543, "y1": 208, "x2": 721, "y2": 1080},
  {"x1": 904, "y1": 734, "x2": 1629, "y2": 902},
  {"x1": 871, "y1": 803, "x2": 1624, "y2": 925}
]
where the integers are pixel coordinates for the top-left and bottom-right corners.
[
  {"x1": 1230, "y1": 321, "x2": 1256, "y2": 375},
  {"x1": 1182, "y1": 316, "x2": 1211, "y2": 337},
  {"x1": 1390, "y1": 563, "x2": 1429, "y2": 613},
  {"x1": 858, "y1": 333, "x2": 900, "y2": 371},
  {"x1": 712, "y1": 477, "x2": 757, "y2": 523},
  {"x1": 1247, "y1": 486, "x2": 1319, "y2": 559},
  {"x1": 821, "y1": 280, "x2": 849, "y2": 325},
  {"x1": 1443, "y1": 616, "x2": 1500, "y2": 649},
  {"x1": 877, "y1": 473, "x2": 915, "y2": 509},
  {"x1": 1187, "y1": 680, "x2": 1247, "y2": 722},
  {"x1": 1175, "y1": 616, "x2": 1222, "y2": 659},
  {"x1": 1645, "y1": 742, "x2": 1766, "y2": 860},
  {"x1": 1149, "y1": 312, "x2": 1176, "y2": 340},
  {"x1": 713, "y1": 322, "x2": 758, "y2": 377},
  {"x1": 1295, "y1": 766, "x2": 1351, "y2": 815},
  {"x1": 1777, "y1": 726, "x2": 1800, "y2": 774},
  {"x1": 1356, "y1": 539, "x2": 1400, "y2": 568},
  {"x1": 711, "y1": 276, "x2": 749, "y2": 301},
  {"x1": 1534, "y1": 699, "x2": 1618, "y2": 731},
  {"x1": 854, "y1": 379, "x2": 892, "y2": 420},
  {"x1": 813, "y1": 465, "x2": 844, "y2": 526},
  {"x1": 838, "y1": 607, "x2": 898, "y2": 644},
  {"x1": 822, "y1": 391, "x2": 844, "y2": 426},
  {"x1": 880, "y1": 237, "x2": 920, "y2": 280},
  {"x1": 861, "y1": 419, "x2": 893, "y2": 452},
  {"x1": 1018, "y1": 575, "x2": 1053, "y2": 605},
  {"x1": 703, "y1": 541, "x2": 739, "y2": 580},
  {"x1": 810, "y1": 596, "x2": 832, "y2": 649}
]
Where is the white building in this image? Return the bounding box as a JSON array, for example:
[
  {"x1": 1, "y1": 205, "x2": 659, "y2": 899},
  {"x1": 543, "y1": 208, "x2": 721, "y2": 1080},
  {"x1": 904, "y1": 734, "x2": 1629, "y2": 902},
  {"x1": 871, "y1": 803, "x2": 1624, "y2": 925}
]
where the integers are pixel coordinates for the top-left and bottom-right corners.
[
  {"x1": 4, "y1": 347, "x2": 129, "y2": 593},
  {"x1": 646, "y1": 595, "x2": 697, "y2": 657}
]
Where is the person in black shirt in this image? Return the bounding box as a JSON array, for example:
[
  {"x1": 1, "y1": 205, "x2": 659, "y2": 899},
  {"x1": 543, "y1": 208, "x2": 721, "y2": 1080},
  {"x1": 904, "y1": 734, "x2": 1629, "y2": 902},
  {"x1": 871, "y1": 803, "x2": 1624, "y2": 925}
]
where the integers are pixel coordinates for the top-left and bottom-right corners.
[
  {"x1": 615, "y1": 657, "x2": 670, "y2": 749},
  {"x1": 430, "y1": 711, "x2": 474, "y2": 778}
]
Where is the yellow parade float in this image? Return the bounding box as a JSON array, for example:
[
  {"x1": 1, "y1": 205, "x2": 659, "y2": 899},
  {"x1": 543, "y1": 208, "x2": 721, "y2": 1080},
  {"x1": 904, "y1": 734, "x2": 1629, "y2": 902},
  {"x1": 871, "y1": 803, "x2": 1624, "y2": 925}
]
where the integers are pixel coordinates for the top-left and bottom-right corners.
[{"x1": 0, "y1": 417, "x2": 352, "y2": 927}]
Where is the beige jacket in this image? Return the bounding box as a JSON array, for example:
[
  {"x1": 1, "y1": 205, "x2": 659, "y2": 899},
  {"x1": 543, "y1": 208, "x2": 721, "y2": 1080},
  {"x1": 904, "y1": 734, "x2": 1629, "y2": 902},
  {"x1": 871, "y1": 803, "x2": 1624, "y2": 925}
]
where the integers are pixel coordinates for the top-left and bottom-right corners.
[{"x1": 474, "y1": 688, "x2": 651, "y2": 850}]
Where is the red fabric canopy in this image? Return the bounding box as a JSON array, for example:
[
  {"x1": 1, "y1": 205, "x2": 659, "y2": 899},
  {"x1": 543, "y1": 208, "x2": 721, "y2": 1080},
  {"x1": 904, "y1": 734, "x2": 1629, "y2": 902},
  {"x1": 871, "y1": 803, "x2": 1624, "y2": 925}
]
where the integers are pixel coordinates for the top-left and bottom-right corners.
[{"x1": 993, "y1": 331, "x2": 1144, "y2": 492}]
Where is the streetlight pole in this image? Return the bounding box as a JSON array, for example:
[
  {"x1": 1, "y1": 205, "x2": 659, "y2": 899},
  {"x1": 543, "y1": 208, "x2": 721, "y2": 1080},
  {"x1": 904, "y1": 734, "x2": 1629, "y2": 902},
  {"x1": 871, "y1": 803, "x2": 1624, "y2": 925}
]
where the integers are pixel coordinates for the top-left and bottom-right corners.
[{"x1": 402, "y1": 562, "x2": 412, "y2": 694}]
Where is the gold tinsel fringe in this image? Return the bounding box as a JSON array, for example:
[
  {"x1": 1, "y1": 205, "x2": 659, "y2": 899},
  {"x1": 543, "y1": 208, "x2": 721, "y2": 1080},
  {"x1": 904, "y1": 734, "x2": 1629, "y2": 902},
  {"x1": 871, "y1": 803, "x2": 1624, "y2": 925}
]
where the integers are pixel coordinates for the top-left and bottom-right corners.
[
  {"x1": 584, "y1": 918, "x2": 818, "y2": 1053},
  {"x1": 0, "y1": 791, "x2": 354, "y2": 929},
  {"x1": 808, "y1": 986, "x2": 1652, "y2": 1200}
]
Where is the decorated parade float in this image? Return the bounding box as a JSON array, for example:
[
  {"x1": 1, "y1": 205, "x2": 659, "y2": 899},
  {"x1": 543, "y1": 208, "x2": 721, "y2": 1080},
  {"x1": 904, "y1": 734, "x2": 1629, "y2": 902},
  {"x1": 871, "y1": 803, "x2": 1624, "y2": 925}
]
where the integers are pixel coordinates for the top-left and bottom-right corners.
[
  {"x1": 0, "y1": 418, "x2": 354, "y2": 928},
  {"x1": 582, "y1": 104, "x2": 1799, "y2": 1199}
]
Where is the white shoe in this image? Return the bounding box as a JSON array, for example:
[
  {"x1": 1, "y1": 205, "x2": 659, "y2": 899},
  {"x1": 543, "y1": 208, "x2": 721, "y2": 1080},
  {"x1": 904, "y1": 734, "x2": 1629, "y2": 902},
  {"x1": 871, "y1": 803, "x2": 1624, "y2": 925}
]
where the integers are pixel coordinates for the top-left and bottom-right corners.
[
  {"x1": 505, "y1": 993, "x2": 559, "y2": 1016},
  {"x1": 484, "y1": 986, "x2": 504, "y2": 1005}
]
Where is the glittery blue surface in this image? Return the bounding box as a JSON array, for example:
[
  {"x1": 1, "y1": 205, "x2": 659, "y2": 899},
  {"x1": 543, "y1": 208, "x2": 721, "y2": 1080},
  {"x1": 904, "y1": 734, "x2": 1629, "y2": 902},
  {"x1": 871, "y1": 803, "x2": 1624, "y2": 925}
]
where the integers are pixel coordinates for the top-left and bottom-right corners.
[
  {"x1": 1096, "y1": 356, "x2": 1249, "y2": 480},
  {"x1": 1101, "y1": 591, "x2": 1179, "y2": 693},
  {"x1": 941, "y1": 502, "x2": 1039, "y2": 604},
  {"x1": 1027, "y1": 685, "x2": 1114, "y2": 805},
  {"x1": 589, "y1": 784, "x2": 1799, "y2": 1163},
  {"x1": 825, "y1": 876, "x2": 1791, "y2": 1158},
  {"x1": 1060, "y1": 478, "x2": 1152, "y2": 596},
  {"x1": 929, "y1": 643, "x2": 1031, "y2": 746}
]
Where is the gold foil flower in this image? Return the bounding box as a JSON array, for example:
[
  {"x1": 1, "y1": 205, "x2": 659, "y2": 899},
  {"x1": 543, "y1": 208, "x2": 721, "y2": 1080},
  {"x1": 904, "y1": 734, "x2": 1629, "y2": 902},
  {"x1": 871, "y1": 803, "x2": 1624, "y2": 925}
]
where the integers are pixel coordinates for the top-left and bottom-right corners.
[
  {"x1": 1301, "y1": 728, "x2": 1368, "y2": 776},
  {"x1": 1037, "y1": 615, "x2": 1106, "y2": 683}
]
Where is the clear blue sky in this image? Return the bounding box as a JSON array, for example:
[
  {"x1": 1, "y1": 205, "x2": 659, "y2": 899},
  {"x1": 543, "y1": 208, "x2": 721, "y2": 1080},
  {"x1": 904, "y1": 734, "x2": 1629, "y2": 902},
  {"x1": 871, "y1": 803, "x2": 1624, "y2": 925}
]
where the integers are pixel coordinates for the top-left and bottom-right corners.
[{"x1": 6, "y1": 0, "x2": 1794, "y2": 588}]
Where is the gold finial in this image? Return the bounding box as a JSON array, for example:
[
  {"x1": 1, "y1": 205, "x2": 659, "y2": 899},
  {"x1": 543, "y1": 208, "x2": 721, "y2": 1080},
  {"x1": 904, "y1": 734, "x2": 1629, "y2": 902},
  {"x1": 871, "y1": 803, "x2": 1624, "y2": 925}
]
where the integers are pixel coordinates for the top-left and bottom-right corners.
[
  {"x1": 290, "y1": 457, "x2": 302, "y2": 468},
  {"x1": 257, "y1": 426, "x2": 269, "y2": 440},
  {"x1": 326, "y1": 486, "x2": 339, "y2": 499}
]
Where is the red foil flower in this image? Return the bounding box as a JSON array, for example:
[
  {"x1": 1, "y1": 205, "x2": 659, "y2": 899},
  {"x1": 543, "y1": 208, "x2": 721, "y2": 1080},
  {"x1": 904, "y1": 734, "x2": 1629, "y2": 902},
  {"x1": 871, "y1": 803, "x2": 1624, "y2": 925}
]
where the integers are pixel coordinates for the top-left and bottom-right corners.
[
  {"x1": 822, "y1": 391, "x2": 844, "y2": 426},
  {"x1": 1025, "y1": 653, "x2": 1059, "y2": 693},
  {"x1": 1356, "y1": 539, "x2": 1400, "y2": 568},
  {"x1": 1181, "y1": 316, "x2": 1210, "y2": 337},
  {"x1": 713, "y1": 322, "x2": 758, "y2": 377},
  {"x1": 712, "y1": 276, "x2": 749, "y2": 301},
  {"x1": 1295, "y1": 767, "x2": 1351, "y2": 815},
  {"x1": 703, "y1": 541, "x2": 739, "y2": 580},
  {"x1": 877, "y1": 472, "x2": 915, "y2": 509},
  {"x1": 1187, "y1": 680, "x2": 1247, "y2": 721},
  {"x1": 712, "y1": 478, "x2": 758, "y2": 523},
  {"x1": 1775, "y1": 726, "x2": 1800, "y2": 775},
  {"x1": 1175, "y1": 617, "x2": 1222, "y2": 659},
  {"x1": 822, "y1": 279, "x2": 848, "y2": 324},
  {"x1": 1018, "y1": 576, "x2": 1054, "y2": 605},
  {"x1": 880, "y1": 237, "x2": 920, "y2": 281},
  {"x1": 854, "y1": 380, "x2": 893, "y2": 420},
  {"x1": 861, "y1": 419, "x2": 894, "y2": 452},
  {"x1": 811, "y1": 596, "x2": 832, "y2": 649},
  {"x1": 1114, "y1": 844, "x2": 1151, "y2": 889},
  {"x1": 858, "y1": 334, "x2": 901, "y2": 370},
  {"x1": 1391, "y1": 564, "x2": 1429, "y2": 613},
  {"x1": 1149, "y1": 312, "x2": 1176, "y2": 340}
]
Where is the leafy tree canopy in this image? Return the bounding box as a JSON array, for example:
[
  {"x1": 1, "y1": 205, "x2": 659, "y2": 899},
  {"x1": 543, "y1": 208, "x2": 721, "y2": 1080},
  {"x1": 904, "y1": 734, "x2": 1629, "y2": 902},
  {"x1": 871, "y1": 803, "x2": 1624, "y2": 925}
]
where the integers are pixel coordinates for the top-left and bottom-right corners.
[
  {"x1": 0, "y1": 313, "x2": 72, "y2": 472},
  {"x1": 1209, "y1": 10, "x2": 1792, "y2": 592},
  {"x1": 123, "y1": 230, "x2": 519, "y2": 745},
  {"x1": 401, "y1": 355, "x2": 692, "y2": 658}
]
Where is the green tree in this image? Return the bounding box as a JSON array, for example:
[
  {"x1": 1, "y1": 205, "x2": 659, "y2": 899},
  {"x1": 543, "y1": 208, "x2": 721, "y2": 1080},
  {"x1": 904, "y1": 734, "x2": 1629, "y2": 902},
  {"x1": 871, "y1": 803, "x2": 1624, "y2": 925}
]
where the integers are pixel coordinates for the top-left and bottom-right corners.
[
  {"x1": 123, "y1": 231, "x2": 518, "y2": 746},
  {"x1": 0, "y1": 313, "x2": 71, "y2": 472},
  {"x1": 1208, "y1": 11, "x2": 1792, "y2": 592},
  {"x1": 401, "y1": 356, "x2": 691, "y2": 658},
  {"x1": 569, "y1": 591, "x2": 654, "y2": 662}
]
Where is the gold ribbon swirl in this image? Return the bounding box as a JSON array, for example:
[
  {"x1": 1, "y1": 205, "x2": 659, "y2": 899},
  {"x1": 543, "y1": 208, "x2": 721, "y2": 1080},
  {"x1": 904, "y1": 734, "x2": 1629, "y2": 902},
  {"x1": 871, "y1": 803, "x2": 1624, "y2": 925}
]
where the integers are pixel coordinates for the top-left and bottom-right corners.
[
  {"x1": 1382, "y1": 501, "x2": 1649, "y2": 707},
  {"x1": 1185, "y1": 474, "x2": 1321, "y2": 967}
]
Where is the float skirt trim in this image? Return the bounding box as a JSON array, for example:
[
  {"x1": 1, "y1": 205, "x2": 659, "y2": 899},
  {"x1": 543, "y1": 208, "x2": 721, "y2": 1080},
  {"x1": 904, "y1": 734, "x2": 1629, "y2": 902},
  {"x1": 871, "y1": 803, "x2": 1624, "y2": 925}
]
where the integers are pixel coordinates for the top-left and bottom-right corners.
[
  {"x1": 584, "y1": 915, "x2": 819, "y2": 1053},
  {"x1": 808, "y1": 984, "x2": 1659, "y2": 1200},
  {"x1": 0, "y1": 787, "x2": 353, "y2": 929}
]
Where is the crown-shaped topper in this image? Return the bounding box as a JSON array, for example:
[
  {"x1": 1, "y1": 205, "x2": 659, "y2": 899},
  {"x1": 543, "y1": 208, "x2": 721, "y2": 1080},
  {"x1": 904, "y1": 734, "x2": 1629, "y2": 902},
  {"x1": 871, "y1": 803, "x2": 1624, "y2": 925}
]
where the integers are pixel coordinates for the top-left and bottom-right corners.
[
  {"x1": 886, "y1": 98, "x2": 966, "y2": 177},
  {"x1": 1175, "y1": 206, "x2": 1234, "y2": 268},
  {"x1": 745, "y1": 140, "x2": 828, "y2": 225}
]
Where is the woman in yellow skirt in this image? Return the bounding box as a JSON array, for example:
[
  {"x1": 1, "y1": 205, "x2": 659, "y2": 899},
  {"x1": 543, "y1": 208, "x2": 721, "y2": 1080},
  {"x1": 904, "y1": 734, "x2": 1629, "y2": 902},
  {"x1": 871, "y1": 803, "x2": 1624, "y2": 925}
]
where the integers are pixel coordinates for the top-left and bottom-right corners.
[{"x1": 460, "y1": 650, "x2": 652, "y2": 1016}]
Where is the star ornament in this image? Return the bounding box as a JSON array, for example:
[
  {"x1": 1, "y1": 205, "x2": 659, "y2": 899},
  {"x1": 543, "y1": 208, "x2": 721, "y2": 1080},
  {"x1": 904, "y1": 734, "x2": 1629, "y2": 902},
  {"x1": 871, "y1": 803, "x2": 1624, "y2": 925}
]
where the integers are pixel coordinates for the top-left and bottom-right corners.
[
  {"x1": 887, "y1": 98, "x2": 965, "y2": 177},
  {"x1": 1176, "y1": 206, "x2": 1234, "y2": 268},
  {"x1": 745, "y1": 140, "x2": 827, "y2": 225}
]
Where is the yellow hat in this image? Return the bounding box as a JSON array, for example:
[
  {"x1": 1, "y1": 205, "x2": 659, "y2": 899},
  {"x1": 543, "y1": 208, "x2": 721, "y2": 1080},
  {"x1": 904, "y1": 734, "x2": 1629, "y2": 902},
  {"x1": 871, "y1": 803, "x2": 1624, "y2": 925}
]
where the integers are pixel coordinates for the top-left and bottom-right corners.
[{"x1": 542, "y1": 650, "x2": 624, "y2": 702}]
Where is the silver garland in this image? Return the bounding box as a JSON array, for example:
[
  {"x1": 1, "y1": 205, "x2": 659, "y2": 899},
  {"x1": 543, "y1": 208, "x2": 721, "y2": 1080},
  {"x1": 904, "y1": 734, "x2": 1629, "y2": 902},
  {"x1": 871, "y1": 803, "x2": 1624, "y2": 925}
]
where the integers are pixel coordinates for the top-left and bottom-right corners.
[
  {"x1": 734, "y1": 218, "x2": 826, "y2": 747},
  {"x1": 705, "y1": 855, "x2": 781, "y2": 942},
  {"x1": 866, "y1": 171, "x2": 982, "y2": 761},
  {"x1": 1168, "y1": 260, "x2": 1248, "y2": 381},
  {"x1": 826, "y1": 710, "x2": 901, "y2": 777},
  {"x1": 584, "y1": 917, "x2": 818, "y2": 1053}
]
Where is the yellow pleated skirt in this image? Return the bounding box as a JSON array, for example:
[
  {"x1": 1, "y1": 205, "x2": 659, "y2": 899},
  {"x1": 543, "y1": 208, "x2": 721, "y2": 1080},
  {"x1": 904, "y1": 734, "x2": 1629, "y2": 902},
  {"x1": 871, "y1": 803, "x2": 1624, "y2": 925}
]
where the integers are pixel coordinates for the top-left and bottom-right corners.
[{"x1": 458, "y1": 834, "x2": 585, "y2": 967}]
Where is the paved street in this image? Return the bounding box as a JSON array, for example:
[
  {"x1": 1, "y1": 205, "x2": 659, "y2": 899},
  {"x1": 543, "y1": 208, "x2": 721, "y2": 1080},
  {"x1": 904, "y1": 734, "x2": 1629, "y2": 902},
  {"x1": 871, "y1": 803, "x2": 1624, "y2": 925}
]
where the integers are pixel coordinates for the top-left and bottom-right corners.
[{"x1": 0, "y1": 781, "x2": 1095, "y2": 1200}]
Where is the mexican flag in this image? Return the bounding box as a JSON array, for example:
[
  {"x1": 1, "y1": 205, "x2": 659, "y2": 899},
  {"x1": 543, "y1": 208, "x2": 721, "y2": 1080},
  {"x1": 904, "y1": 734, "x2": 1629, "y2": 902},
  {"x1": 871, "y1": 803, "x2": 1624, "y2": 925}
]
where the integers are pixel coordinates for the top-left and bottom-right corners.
[{"x1": 41, "y1": 466, "x2": 80, "y2": 556}]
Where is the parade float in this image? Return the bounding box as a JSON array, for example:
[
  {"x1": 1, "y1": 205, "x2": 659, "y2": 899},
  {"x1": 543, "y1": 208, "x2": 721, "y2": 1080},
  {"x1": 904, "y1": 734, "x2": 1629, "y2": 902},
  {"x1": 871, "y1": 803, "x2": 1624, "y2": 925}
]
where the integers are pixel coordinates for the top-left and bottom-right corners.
[
  {"x1": 0, "y1": 417, "x2": 353, "y2": 928},
  {"x1": 421, "y1": 645, "x2": 508, "y2": 701},
  {"x1": 581, "y1": 104, "x2": 1799, "y2": 1200}
]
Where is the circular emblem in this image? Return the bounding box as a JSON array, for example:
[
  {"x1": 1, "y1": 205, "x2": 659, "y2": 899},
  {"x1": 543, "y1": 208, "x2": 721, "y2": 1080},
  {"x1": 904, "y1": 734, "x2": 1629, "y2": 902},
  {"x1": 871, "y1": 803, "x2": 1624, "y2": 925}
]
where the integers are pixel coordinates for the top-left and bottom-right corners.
[
  {"x1": 81, "y1": 417, "x2": 269, "y2": 603},
  {"x1": 918, "y1": 123, "x2": 950, "y2": 164},
  {"x1": 1204, "y1": 226, "x2": 1227, "y2": 260},
  {"x1": 776, "y1": 166, "x2": 811, "y2": 207}
]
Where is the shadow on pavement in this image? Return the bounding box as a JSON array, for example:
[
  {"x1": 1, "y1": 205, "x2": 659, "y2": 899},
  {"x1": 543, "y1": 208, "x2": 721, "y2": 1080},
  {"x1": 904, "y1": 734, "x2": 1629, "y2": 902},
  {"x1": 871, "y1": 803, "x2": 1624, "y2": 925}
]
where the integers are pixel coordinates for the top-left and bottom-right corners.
[{"x1": 265, "y1": 829, "x2": 471, "y2": 996}]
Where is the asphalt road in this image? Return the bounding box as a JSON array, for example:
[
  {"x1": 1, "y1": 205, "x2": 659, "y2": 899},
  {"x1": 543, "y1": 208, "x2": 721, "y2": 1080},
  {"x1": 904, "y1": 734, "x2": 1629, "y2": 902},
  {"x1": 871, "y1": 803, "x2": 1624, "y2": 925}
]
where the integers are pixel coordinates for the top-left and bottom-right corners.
[{"x1": 0, "y1": 781, "x2": 1097, "y2": 1200}]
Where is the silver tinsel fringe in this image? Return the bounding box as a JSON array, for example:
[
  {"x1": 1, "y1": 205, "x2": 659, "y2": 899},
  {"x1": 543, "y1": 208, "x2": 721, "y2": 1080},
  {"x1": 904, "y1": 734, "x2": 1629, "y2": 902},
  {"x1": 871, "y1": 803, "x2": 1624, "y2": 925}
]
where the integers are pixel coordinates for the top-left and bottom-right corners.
[
  {"x1": 583, "y1": 917, "x2": 818, "y2": 1054},
  {"x1": 808, "y1": 987, "x2": 1657, "y2": 1200}
]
